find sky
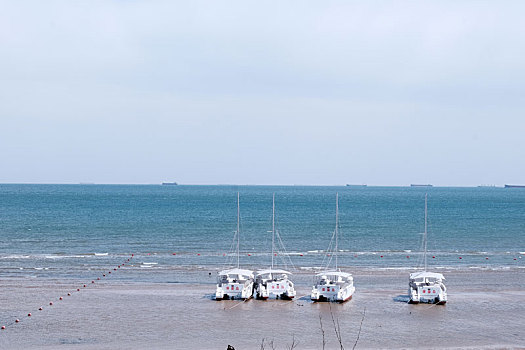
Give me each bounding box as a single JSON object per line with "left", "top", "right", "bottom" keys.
{"left": 1, "top": 0, "right": 524, "bottom": 186}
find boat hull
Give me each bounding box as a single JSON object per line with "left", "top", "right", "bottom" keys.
{"left": 311, "top": 285, "right": 355, "bottom": 303}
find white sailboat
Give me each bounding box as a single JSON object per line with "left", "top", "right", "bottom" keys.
{"left": 311, "top": 193, "right": 355, "bottom": 302}
{"left": 254, "top": 193, "right": 296, "bottom": 300}
{"left": 215, "top": 193, "right": 254, "bottom": 301}
{"left": 408, "top": 194, "right": 447, "bottom": 304}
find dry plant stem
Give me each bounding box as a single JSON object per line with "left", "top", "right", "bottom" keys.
{"left": 329, "top": 304, "right": 345, "bottom": 350}
{"left": 319, "top": 314, "right": 326, "bottom": 350}
{"left": 287, "top": 334, "right": 299, "bottom": 350}
{"left": 352, "top": 307, "right": 366, "bottom": 350}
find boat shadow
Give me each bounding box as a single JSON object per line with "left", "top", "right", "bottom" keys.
{"left": 393, "top": 294, "right": 410, "bottom": 303}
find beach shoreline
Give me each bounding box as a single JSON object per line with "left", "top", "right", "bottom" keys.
{"left": 1, "top": 269, "right": 524, "bottom": 349}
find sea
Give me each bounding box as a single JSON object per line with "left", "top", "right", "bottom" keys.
{"left": 1, "top": 184, "right": 523, "bottom": 281}
{"left": 1, "top": 184, "right": 525, "bottom": 349}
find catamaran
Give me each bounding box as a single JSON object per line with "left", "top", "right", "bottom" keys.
{"left": 254, "top": 194, "right": 296, "bottom": 300}
{"left": 215, "top": 193, "right": 254, "bottom": 300}
{"left": 311, "top": 193, "right": 355, "bottom": 302}
{"left": 408, "top": 194, "right": 447, "bottom": 304}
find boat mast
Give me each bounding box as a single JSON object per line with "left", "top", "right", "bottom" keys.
{"left": 335, "top": 192, "right": 339, "bottom": 271}
{"left": 271, "top": 193, "right": 275, "bottom": 270}
{"left": 424, "top": 193, "right": 428, "bottom": 271}
{"left": 237, "top": 192, "right": 240, "bottom": 269}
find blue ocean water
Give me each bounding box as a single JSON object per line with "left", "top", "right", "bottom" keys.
{"left": 0, "top": 184, "right": 523, "bottom": 280}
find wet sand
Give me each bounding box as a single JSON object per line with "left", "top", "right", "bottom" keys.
{"left": 1, "top": 269, "right": 524, "bottom": 349}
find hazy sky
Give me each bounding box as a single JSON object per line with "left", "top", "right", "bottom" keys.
{"left": 1, "top": 0, "right": 524, "bottom": 186}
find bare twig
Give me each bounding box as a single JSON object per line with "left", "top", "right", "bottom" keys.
{"left": 329, "top": 304, "right": 344, "bottom": 350}
{"left": 287, "top": 334, "right": 299, "bottom": 350}
{"left": 319, "top": 314, "right": 326, "bottom": 350}
{"left": 352, "top": 307, "right": 366, "bottom": 350}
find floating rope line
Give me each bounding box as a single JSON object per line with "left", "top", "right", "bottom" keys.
{"left": 1, "top": 253, "right": 135, "bottom": 332}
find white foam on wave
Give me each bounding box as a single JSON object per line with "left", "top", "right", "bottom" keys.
{"left": 94, "top": 253, "right": 108, "bottom": 256}
{"left": 142, "top": 262, "right": 158, "bottom": 265}
{"left": 1, "top": 255, "right": 31, "bottom": 259}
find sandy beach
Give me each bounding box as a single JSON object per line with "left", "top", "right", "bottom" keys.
{"left": 1, "top": 268, "right": 524, "bottom": 349}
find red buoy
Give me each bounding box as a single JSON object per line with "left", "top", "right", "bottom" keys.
{"left": 103, "top": 274, "right": 106, "bottom": 277}
{"left": 113, "top": 268, "right": 116, "bottom": 271}
{"left": 432, "top": 256, "right": 436, "bottom": 259}
{"left": 97, "top": 278, "right": 100, "bottom": 280}
{"left": 15, "top": 319, "right": 19, "bottom": 323}
{"left": 91, "top": 281, "right": 95, "bottom": 283}
{"left": 83, "top": 284, "right": 86, "bottom": 288}
{"left": 406, "top": 256, "right": 410, "bottom": 258}
{"left": 247, "top": 254, "right": 251, "bottom": 256}
{"left": 118, "top": 266, "right": 120, "bottom": 268}
{"left": 172, "top": 253, "right": 176, "bottom": 255}
{"left": 380, "top": 255, "right": 383, "bottom": 258}
{"left": 59, "top": 297, "right": 63, "bottom": 300}
{"left": 39, "top": 307, "right": 43, "bottom": 311}
{"left": 108, "top": 271, "right": 111, "bottom": 274}
{"left": 28, "top": 313, "right": 31, "bottom": 317}
{"left": 77, "top": 288, "right": 80, "bottom": 291}
{"left": 300, "top": 254, "right": 303, "bottom": 256}
{"left": 49, "top": 302, "right": 53, "bottom": 306}
{"left": 197, "top": 253, "right": 200, "bottom": 256}
{"left": 486, "top": 257, "right": 489, "bottom": 260}
{"left": 67, "top": 293, "right": 71, "bottom": 296}
{"left": 459, "top": 257, "right": 462, "bottom": 259}
{"left": 131, "top": 254, "right": 134, "bottom": 257}
{"left": 1, "top": 326, "right": 5, "bottom": 330}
